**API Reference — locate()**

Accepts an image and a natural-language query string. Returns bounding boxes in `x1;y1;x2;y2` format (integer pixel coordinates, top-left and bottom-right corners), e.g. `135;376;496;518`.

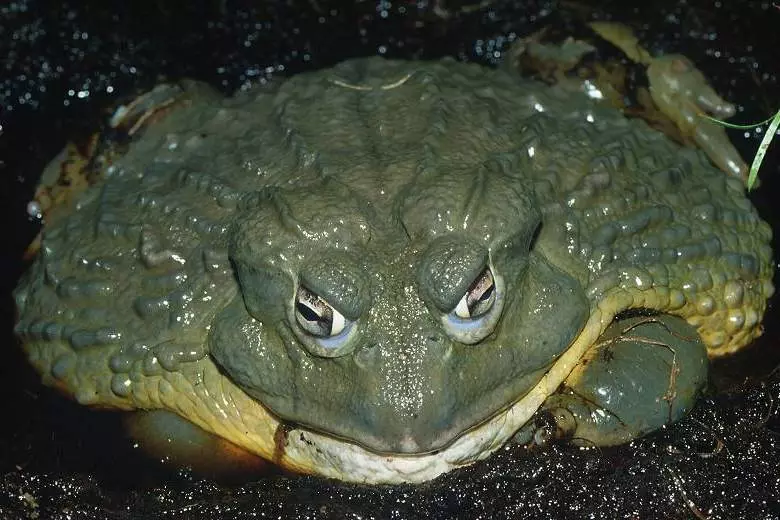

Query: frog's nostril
352;342;379;369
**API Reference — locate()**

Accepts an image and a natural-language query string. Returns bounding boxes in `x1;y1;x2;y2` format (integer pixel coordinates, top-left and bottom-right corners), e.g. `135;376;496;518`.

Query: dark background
1;1;779;518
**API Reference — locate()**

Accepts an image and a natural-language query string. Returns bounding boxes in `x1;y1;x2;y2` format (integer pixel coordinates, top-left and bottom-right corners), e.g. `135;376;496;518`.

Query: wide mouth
250;364;547;457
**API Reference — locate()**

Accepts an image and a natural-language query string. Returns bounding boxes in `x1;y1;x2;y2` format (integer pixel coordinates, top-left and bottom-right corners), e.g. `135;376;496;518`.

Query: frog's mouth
228;319;559;458
251;361;552;458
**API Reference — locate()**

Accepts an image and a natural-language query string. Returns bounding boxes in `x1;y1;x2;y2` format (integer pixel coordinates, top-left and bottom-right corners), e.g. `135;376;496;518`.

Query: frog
13;57;774;484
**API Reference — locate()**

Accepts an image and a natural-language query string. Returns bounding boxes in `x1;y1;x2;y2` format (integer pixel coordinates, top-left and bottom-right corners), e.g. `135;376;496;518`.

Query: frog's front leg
535;314;708;446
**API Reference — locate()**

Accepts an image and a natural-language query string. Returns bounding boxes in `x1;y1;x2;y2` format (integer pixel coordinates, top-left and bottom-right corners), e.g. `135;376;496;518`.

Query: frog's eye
443;265;504;344
453;267;496;319
295;286;347;337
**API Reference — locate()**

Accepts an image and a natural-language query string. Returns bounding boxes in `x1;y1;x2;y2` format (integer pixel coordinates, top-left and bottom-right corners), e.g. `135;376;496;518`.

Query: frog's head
210;167;588;454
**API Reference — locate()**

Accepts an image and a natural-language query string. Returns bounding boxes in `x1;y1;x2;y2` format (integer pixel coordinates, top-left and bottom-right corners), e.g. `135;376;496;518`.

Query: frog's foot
646;54;747;180
535;314;708;447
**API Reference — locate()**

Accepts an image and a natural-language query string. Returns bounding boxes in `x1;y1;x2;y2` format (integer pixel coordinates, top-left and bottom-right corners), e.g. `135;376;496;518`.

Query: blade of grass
747;109;780;190
700;109;779;190
700;113;775;130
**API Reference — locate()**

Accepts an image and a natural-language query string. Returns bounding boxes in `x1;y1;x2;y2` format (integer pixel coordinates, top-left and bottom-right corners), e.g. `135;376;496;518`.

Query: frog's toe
535;314;708;447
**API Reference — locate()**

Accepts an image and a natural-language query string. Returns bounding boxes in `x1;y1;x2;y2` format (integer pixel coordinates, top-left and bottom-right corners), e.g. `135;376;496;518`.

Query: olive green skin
13;58;773;481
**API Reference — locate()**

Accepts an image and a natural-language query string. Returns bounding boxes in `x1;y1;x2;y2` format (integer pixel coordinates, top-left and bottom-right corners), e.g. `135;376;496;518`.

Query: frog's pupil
297;302;321;322
478;284;494;302
468;283;494;315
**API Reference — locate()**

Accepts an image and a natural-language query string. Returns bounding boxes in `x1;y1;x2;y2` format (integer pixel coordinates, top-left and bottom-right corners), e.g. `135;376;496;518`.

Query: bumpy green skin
13;58;773;481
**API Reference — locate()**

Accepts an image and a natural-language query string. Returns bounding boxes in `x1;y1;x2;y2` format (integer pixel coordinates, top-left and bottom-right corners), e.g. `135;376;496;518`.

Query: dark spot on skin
599;347;615;363
299;432;314;446
273;422;294;465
